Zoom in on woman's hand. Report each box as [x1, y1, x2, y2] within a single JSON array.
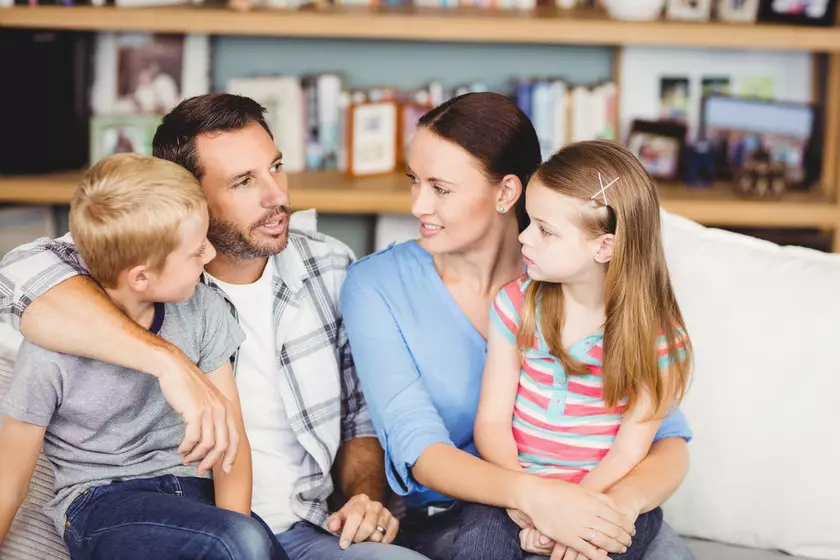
[[507, 508, 534, 529], [606, 487, 644, 527], [517, 476, 634, 560], [520, 525, 556, 556]]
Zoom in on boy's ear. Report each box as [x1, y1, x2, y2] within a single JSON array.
[[594, 234, 615, 264], [125, 265, 150, 292]]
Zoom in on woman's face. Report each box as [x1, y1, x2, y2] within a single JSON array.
[[407, 128, 503, 256]]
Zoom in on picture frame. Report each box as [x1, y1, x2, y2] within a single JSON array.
[[398, 101, 431, 167], [91, 32, 210, 117], [626, 119, 687, 181], [716, 0, 761, 22], [89, 114, 162, 165], [757, 0, 838, 26], [347, 101, 399, 177], [666, 0, 713, 20], [700, 94, 821, 188]]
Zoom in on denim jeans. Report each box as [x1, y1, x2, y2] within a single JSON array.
[[276, 520, 429, 560], [62, 475, 288, 560], [451, 503, 662, 560], [396, 501, 693, 560]]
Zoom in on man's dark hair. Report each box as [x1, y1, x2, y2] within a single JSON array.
[[153, 93, 273, 178]]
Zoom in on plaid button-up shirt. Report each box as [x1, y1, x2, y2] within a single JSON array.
[[0, 222, 375, 529]]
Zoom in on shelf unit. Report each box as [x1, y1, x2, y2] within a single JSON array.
[[2, 5, 840, 250]]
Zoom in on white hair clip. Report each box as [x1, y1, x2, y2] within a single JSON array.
[[590, 172, 619, 207]]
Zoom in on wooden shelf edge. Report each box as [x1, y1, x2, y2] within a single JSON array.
[[3, 6, 840, 51], [1, 171, 838, 228]]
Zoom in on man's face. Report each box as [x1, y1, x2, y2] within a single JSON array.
[[195, 122, 290, 260]]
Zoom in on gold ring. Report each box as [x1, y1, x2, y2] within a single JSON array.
[[375, 525, 386, 536]]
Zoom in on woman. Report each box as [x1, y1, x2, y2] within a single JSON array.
[[339, 92, 693, 560]]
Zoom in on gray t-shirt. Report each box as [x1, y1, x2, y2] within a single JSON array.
[[0, 284, 245, 536]]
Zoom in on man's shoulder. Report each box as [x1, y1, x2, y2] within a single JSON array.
[[286, 229, 355, 269]]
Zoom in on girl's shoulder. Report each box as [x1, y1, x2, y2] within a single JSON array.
[[495, 275, 532, 314]]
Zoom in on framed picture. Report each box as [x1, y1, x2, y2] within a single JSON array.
[[666, 0, 713, 20], [700, 94, 821, 188], [398, 102, 431, 167], [347, 101, 398, 177], [91, 33, 210, 116], [626, 119, 687, 181], [716, 0, 761, 22], [90, 115, 162, 165], [757, 0, 838, 25], [659, 77, 691, 123]]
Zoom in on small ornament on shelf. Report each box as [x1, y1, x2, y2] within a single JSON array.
[[733, 146, 788, 199]]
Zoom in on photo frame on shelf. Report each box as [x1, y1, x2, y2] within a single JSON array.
[[89, 115, 163, 165], [91, 33, 210, 117], [626, 119, 687, 181], [757, 0, 838, 26], [398, 102, 431, 167], [666, 0, 713, 20], [716, 0, 761, 22], [700, 94, 821, 189], [347, 101, 399, 177]]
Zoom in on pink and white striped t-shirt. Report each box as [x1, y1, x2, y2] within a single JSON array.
[[490, 276, 675, 483]]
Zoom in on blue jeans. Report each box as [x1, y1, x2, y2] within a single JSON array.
[[276, 520, 429, 559], [395, 502, 694, 560], [452, 503, 662, 560], [62, 475, 288, 560]]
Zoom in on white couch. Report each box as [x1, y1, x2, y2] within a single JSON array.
[[2, 211, 839, 560]]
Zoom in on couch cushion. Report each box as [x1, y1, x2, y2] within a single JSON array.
[[661, 211, 840, 560], [0, 355, 68, 560], [687, 538, 817, 560]]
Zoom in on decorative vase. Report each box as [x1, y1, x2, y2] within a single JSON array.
[[602, 0, 666, 21]]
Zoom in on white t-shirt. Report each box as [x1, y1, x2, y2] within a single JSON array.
[[210, 264, 307, 534]]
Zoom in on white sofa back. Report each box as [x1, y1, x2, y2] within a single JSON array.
[[661, 211, 840, 560]]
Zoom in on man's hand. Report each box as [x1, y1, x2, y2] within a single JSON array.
[[326, 493, 398, 549], [157, 352, 240, 475]]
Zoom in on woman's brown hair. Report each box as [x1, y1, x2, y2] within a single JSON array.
[[419, 92, 542, 232], [517, 140, 692, 415]]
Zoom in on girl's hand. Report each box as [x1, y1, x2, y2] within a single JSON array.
[[520, 526, 556, 556], [517, 476, 634, 560]]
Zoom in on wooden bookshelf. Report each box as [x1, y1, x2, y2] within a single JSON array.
[[4, 5, 840, 51], [1, 171, 837, 228]]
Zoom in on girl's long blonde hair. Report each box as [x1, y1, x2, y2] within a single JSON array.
[[517, 140, 691, 415]]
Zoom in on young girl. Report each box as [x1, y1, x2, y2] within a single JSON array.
[[473, 140, 692, 560]]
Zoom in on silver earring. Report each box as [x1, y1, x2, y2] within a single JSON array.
[[497, 205, 505, 214]]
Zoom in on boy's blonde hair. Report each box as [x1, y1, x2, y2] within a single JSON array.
[[70, 153, 206, 289], [518, 140, 692, 417]]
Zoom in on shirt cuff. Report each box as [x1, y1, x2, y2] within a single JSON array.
[[382, 425, 454, 496], [653, 409, 693, 443]]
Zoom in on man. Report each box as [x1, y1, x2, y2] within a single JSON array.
[[0, 94, 423, 560]]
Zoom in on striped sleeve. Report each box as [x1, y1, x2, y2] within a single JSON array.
[[490, 277, 527, 344], [657, 328, 688, 370]]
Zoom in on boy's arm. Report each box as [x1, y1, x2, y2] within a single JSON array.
[[0, 417, 47, 544], [579, 389, 662, 493], [474, 323, 524, 472], [207, 362, 252, 516], [1, 238, 238, 473]]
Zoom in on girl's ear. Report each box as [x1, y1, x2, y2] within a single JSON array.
[[594, 234, 615, 264], [495, 174, 523, 213]]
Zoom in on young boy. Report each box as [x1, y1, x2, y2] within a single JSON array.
[[0, 154, 288, 560]]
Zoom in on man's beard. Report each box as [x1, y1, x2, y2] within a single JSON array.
[[208, 206, 291, 260]]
